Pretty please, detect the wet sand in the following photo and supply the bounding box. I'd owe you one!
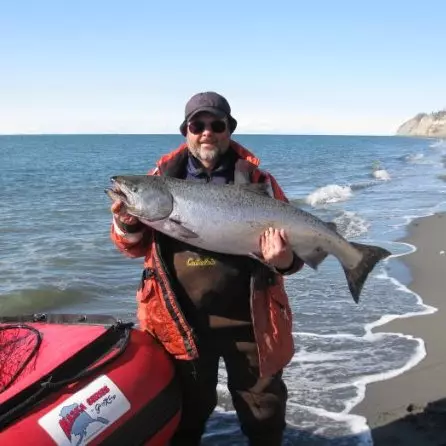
[354,213,446,445]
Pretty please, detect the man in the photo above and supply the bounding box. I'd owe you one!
[110,92,303,445]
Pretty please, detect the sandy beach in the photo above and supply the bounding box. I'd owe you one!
[354,213,446,445]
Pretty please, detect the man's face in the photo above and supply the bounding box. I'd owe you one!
[186,112,231,166]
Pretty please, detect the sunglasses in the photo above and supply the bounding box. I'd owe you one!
[187,120,227,135]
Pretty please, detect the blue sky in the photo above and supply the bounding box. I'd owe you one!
[1,1,445,135]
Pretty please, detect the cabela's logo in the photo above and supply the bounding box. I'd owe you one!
[186,257,216,267]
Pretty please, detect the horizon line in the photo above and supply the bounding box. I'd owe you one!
[0,132,400,138]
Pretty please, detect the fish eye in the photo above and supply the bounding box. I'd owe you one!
[131,186,138,193]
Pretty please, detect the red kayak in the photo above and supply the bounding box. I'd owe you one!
[0,314,181,445]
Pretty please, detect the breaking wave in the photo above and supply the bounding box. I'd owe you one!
[372,169,391,181]
[333,211,369,238]
[350,181,377,191]
[370,160,391,181]
[305,185,352,207]
[400,153,424,163]
[429,139,446,149]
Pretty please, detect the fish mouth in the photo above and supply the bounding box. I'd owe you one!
[105,177,128,203]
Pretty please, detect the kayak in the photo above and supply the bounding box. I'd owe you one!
[0,313,181,445]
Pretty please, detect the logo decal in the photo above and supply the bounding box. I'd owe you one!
[39,375,130,445]
[186,257,216,266]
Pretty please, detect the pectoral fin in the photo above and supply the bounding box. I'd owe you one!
[296,221,337,269]
[162,219,198,239]
[298,247,329,270]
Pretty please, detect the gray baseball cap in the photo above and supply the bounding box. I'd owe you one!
[180,91,237,136]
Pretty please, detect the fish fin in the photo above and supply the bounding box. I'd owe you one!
[234,159,255,185]
[297,247,329,270]
[343,242,391,303]
[291,221,336,270]
[163,219,198,239]
[234,169,251,185]
[234,159,274,196]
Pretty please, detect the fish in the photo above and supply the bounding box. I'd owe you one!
[59,403,108,445]
[106,175,391,302]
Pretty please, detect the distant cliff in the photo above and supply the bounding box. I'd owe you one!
[396,109,446,137]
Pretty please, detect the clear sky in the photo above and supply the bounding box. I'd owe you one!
[1,1,445,135]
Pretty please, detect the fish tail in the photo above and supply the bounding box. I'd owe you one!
[343,242,391,303]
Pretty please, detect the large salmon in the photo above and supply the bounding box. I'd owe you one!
[106,175,391,302]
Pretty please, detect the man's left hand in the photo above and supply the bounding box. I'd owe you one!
[260,228,294,270]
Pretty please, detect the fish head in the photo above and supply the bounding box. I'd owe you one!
[106,175,173,221]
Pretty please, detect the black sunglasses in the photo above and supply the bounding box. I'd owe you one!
[188,120,227,135]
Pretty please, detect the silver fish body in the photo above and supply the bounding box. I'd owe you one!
[107,175,391,302]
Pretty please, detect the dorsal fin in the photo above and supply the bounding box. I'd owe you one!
[234,169,251,185]
[234,159,255,185]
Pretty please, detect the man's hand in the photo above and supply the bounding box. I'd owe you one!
[259,228,294,270]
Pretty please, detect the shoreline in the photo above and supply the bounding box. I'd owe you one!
[354,212,446,445]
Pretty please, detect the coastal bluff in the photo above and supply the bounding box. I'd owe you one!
[396,109,446,137]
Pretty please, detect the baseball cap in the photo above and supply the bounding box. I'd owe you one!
[179,91,238,136]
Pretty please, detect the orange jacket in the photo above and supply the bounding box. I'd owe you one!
[110,141,302,377]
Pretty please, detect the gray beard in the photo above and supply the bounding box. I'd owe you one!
[189,145,223,164]
[189,146,226,163]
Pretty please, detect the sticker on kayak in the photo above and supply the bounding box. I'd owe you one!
[38,375,130,445]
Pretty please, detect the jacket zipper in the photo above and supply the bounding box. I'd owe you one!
[249,273,263,376]
[153,234,197,357]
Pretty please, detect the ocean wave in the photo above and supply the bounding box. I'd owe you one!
[349,181,377,191]
[0,286,92,316]
[283,329,421,443]
[429,139,446,149]
[291,180,380,209]
[372,169,391,181]
[333,211,369,238]
[305,185,352,207]
[399,153,425,163]
[288,197,308,207]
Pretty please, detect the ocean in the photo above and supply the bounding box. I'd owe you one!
[1,134,446,445]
